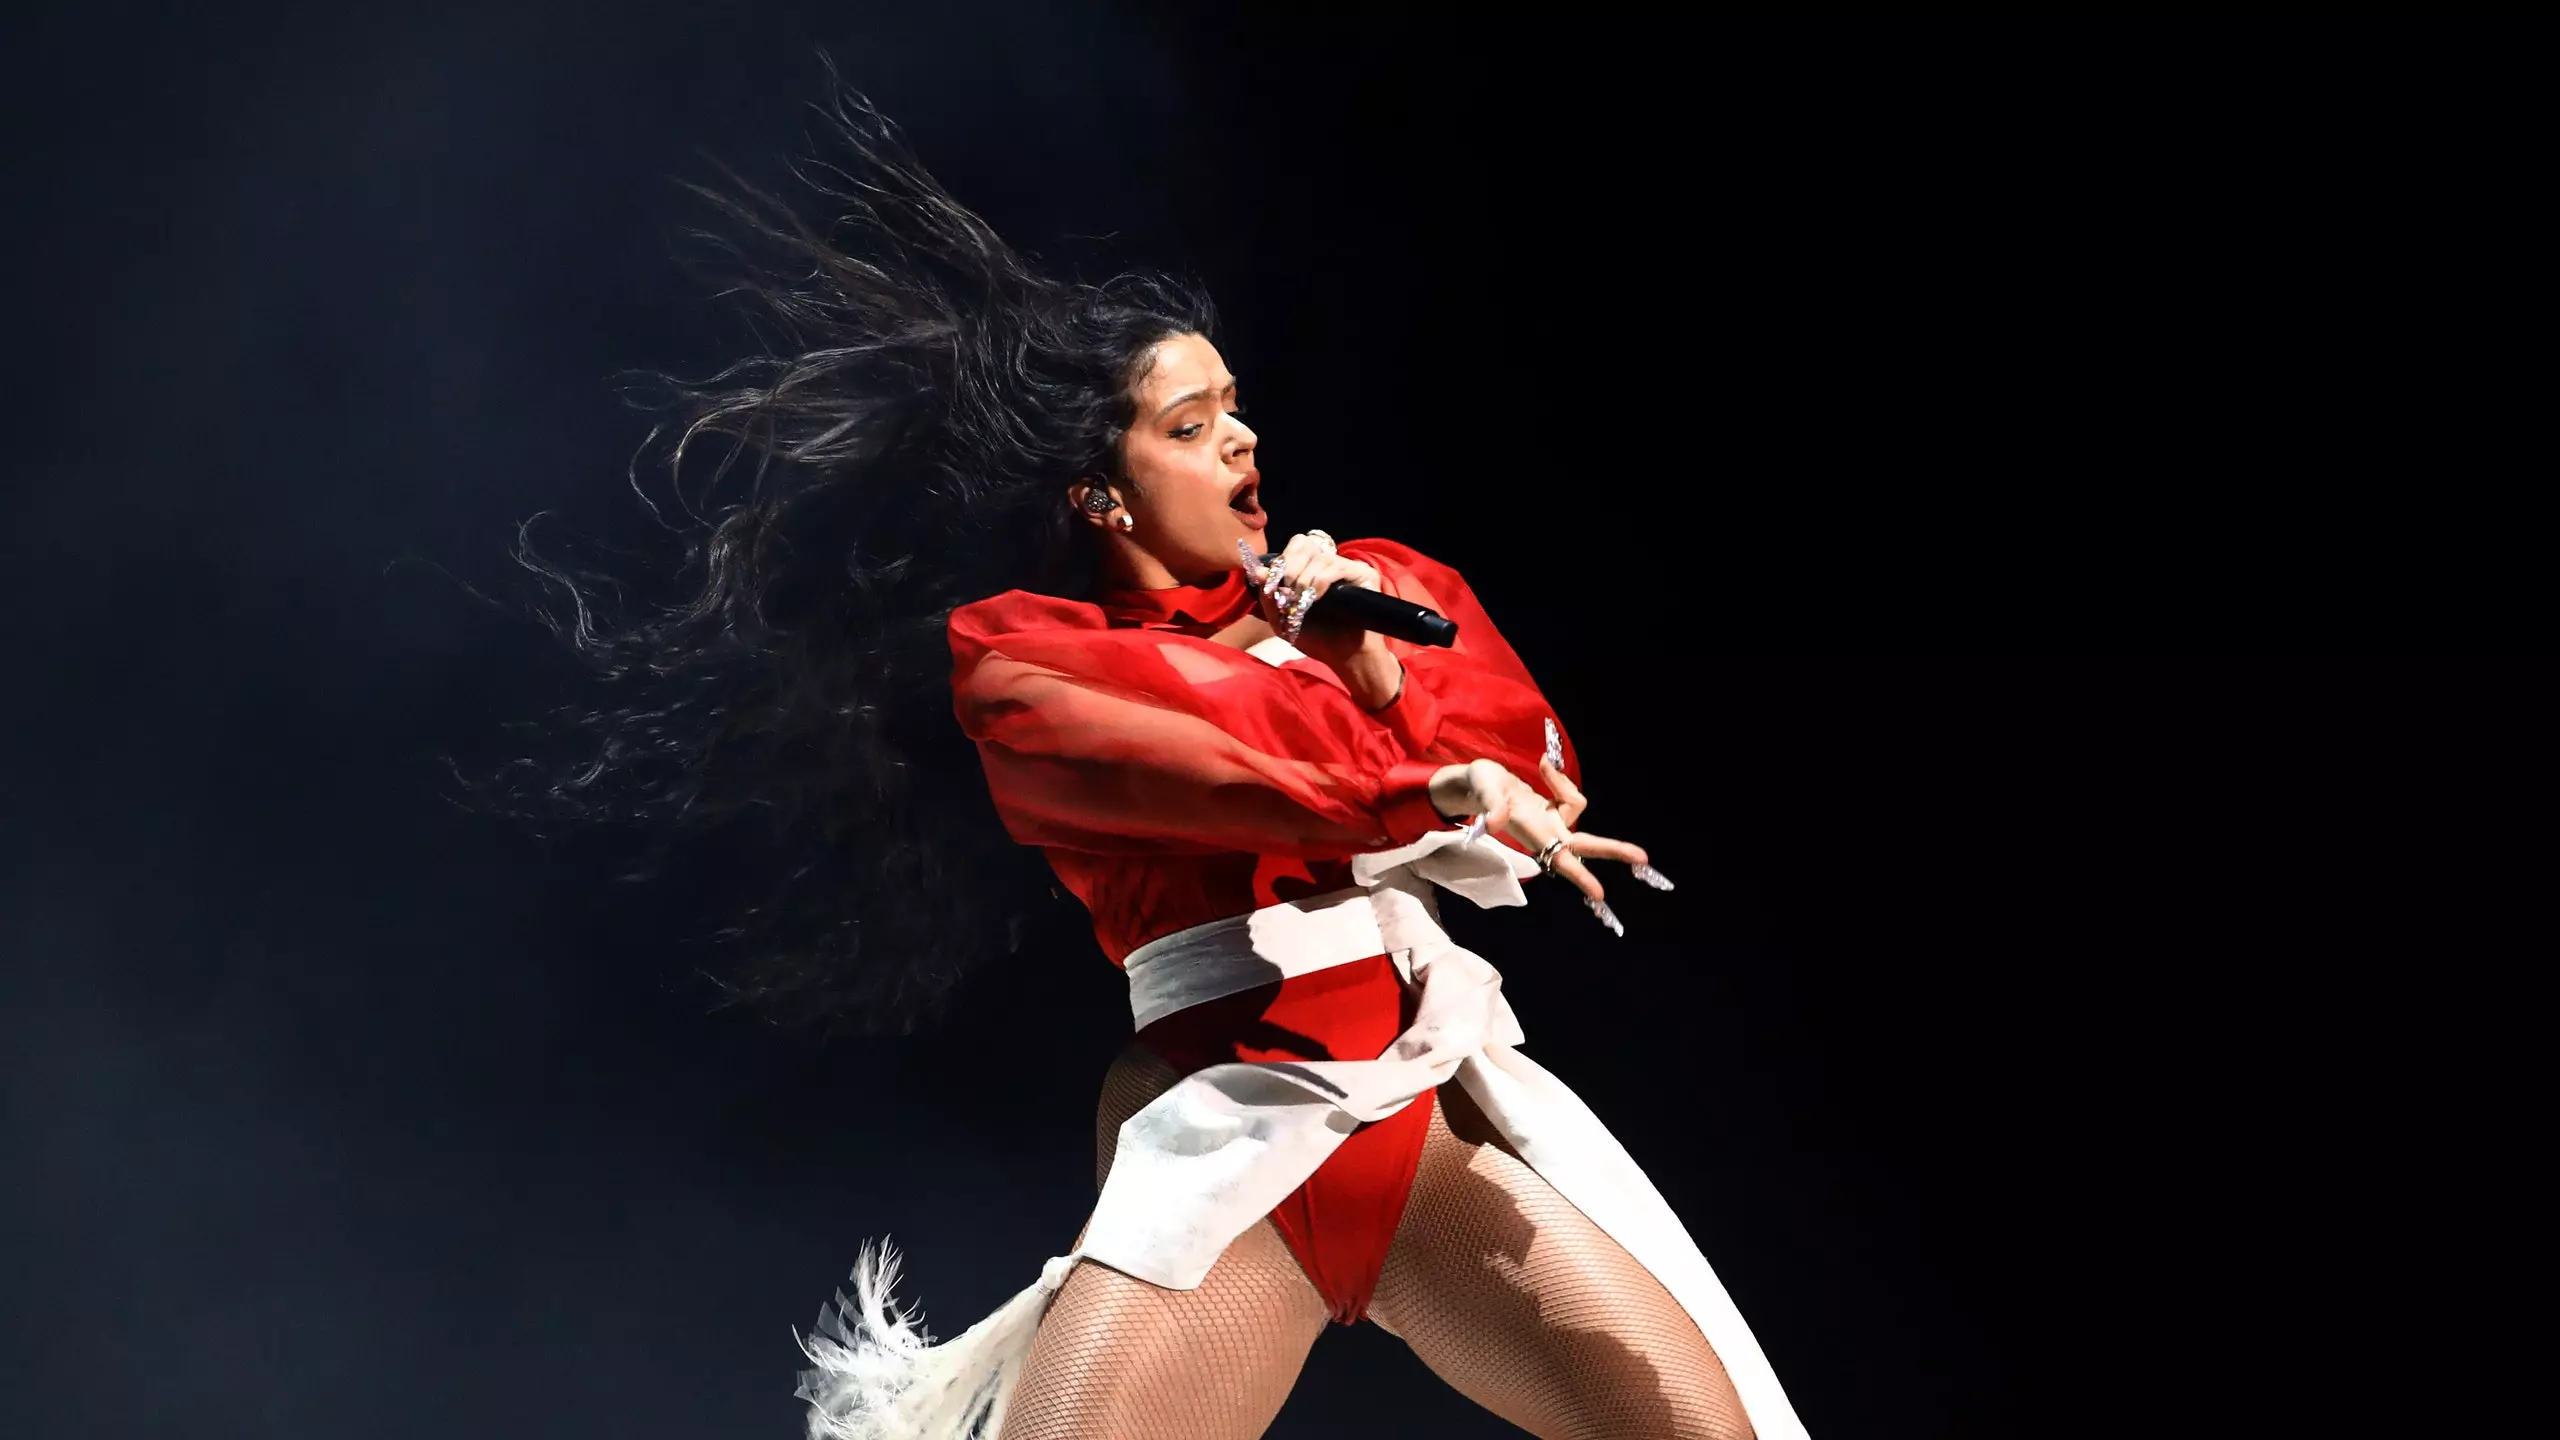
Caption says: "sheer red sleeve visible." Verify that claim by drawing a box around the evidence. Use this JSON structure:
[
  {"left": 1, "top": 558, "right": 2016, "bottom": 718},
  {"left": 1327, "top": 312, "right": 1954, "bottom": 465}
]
[
  {"left": 949, "top": 591, "right": 1450, "bottom": 858},
  {"left": 1337, "top": 539, "right": 1582, "bottom": 789}
]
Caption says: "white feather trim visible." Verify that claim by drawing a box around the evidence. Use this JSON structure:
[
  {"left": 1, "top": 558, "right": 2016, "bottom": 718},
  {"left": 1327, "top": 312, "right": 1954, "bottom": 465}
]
[{"left": 794, "top": 1239, "right": 1070, "bottom": 1440}]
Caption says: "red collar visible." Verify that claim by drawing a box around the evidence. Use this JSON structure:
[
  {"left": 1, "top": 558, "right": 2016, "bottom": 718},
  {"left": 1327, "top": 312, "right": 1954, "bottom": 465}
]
[{"left": 1094, "top": 568, "right": 1257, "bottom": 634}]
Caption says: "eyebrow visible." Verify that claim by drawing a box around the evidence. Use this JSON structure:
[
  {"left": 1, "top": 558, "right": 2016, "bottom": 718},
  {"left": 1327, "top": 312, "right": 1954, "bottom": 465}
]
[{"left": 1152, "top": 378, "right": 1238, "bottom": 424}]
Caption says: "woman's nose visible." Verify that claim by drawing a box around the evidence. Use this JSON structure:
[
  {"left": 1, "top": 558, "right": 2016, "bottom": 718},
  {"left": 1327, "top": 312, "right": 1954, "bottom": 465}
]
[{"left": 1223, "top": 415, "right": 1258, "bottom": 459}]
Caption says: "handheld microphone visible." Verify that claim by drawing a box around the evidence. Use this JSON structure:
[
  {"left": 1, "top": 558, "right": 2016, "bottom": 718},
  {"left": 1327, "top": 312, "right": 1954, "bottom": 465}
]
[{"left": 1255, "top": 553, "right": 1460, "bottom": 647}]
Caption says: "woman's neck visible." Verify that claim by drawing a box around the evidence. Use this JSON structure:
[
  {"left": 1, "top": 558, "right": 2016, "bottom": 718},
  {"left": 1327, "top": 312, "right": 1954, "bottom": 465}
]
[{"left": 1100, "top": 542, "right": 1220, "bottom": 592}]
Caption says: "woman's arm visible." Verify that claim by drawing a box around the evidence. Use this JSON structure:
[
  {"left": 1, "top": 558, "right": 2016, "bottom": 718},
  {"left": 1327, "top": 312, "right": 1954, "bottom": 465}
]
[
  {"left": 951, "top": 594, "right": 1451, "bottom": 859},
  {"left": 954, "top": 587, "right": 1653, "bottom": 922},
  {"left": 1312, "top": 538, "right": 1579, "bottom": 785}
]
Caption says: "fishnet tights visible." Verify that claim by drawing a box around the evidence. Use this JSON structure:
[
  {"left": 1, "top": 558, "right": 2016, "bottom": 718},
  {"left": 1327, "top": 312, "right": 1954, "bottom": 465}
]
[
  {"left": 997, "top": 1045, "right": 1328, "bottom": 1440},
  {"left": 1368, "top": 1078, "right": 1756, "bottom": 1440},
  {"left": 996, "top": 1043, "right": 1753, "bottom": 1440}
]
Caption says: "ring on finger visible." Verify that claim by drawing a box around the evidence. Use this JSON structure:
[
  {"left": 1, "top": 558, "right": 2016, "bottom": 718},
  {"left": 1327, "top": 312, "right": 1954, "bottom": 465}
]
[
  {"left": 1284, "top": 584, "right": 1319, "bottom": 638},
  {"left": 1534, "top": 834, "right": 1572, "bottom": 874},
  {"left": 1304, "top": 528, "right": 1336, "bottom": 552}
]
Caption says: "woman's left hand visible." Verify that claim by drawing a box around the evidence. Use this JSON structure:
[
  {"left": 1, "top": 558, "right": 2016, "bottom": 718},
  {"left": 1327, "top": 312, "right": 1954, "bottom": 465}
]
[
  {"left": 1242, "top": 532, "right": 1402, "bottom": 706},
  {"left": 1428, "top": 755, "right": 1660, "bottom": 937}
]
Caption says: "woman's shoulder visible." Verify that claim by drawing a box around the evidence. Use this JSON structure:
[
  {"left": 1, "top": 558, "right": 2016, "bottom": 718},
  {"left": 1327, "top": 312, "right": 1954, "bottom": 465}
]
[
  {"left": 945, "top": 586, "right": 1284, "bottom": 724},
  {"left": 947, "top": 589, "right": 1201, "bottom": 686},
  {"left": 948, "top": 588, "right": 1106, "bottom": 648}
]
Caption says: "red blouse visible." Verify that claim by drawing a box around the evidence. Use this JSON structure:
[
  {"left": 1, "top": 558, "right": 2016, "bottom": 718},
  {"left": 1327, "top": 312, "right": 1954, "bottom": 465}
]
[{"left": 947, "top": 540, "right": 1580, "bottom": 965}]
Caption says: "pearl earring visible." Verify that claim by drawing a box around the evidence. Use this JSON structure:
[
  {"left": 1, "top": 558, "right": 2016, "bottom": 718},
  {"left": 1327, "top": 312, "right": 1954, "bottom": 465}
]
[{"left": 1112, "top": 512, "right": 1135, "bottom": 532}]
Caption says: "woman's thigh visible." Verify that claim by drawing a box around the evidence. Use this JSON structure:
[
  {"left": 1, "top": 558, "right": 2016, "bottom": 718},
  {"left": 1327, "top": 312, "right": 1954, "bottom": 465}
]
[
  {"left": 994, "top": 1044, "right": 1329, "bottom": 1440},
  {"left": 1366, "top": 1080, "right": 1756, "bottom": 1440},
  {"left": 997, "top": 1221, "right": 1327, "bottom": 1440}
]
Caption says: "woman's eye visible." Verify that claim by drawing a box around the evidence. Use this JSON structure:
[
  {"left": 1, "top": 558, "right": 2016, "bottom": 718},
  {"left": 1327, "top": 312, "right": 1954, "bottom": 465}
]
[{"left": 1169, "top": 407, "right": 1240, "bottom": 441}]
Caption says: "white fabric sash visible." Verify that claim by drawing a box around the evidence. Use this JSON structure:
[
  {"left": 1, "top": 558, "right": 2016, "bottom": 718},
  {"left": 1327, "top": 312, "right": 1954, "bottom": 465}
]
[
  {"left": 800, "top": 828, "right": 1808, "bottom": 1440},
  {"left": 1077, "top": 833, "right": 1809, "bottom": 1440},
  {"left": 799, "top": 643, "right": 1806, "bottom": 1439}
]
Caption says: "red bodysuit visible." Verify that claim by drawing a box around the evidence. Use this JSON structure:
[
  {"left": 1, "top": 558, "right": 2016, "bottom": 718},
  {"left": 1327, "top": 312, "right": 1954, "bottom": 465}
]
[{"left": 947, "top": 540, "right": 1576, "bottom": 1324}]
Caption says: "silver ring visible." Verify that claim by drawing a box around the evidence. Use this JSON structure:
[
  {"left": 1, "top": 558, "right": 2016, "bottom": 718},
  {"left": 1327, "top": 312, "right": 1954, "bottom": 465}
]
[
  {"left": 1534, "top": 835, "right": 1571, "bottom": 873},
  {"left": 1303, "top": 528, "right": 1337, "bottom": 553}
]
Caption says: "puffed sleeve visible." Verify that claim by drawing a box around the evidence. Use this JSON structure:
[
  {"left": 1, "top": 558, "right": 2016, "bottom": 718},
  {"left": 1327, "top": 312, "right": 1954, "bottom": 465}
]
[
  {"left": 950, "top": 591, "right": 1451, "bottom": 858},
  {"left": 1337, "top": 539, "right": 1582, "bottom": 789}
]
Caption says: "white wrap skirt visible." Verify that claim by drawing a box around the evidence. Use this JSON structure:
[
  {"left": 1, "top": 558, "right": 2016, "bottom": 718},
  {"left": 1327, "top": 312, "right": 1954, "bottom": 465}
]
[{"left": 797, "top": 828, "right": 1809, "bottom": 1440}]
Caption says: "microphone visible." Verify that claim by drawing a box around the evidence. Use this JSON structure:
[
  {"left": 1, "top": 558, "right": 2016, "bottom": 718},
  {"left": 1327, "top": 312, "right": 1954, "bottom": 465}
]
[
  {"left": 1309, "top": 583, "right": 1460, "bottom": 647},
  {"left": 1255, "top": 553, "right": 1460, "bottom": 647}
]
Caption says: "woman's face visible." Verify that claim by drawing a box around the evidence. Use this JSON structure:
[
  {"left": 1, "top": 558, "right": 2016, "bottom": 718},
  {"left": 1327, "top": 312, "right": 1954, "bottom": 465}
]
[{"left": 1112, "top": 332, "right": 1264, "bottom": 581}]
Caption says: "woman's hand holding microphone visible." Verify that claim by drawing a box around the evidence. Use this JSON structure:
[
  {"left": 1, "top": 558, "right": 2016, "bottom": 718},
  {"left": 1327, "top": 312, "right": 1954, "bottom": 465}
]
[{"left": 1239, "top": 532, "right": 1403, "bottom": 711}]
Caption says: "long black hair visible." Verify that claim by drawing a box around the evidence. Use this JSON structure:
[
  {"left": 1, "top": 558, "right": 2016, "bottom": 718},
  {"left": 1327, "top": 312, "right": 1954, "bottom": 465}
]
[{"left": 484, "top": 79, "right": 1215, "bottom": 1034}]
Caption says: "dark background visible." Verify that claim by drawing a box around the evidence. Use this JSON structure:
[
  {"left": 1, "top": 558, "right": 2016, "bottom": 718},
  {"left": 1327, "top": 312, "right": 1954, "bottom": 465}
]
[{"left": 3, "top": 6, "right": 2538, "bottom": 1438}]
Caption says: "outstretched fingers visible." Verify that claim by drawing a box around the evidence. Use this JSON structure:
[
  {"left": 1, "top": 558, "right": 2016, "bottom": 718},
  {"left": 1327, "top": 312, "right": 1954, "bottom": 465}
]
[
  {"left": 1565, "top": 832, "right": 1647, "bottom": 869},
  {"left": 1548, "top": 851, "right": 1626, "bottom": 937},
  {"left": 1553, "top": 833, "right": 1651, "bottom": 937},
  {"left": 1546, "top": 833, "right": 1646, "bottom": 905},
  {"left": 1548, "top": 849, "right": 1606, "bottom": 906}
]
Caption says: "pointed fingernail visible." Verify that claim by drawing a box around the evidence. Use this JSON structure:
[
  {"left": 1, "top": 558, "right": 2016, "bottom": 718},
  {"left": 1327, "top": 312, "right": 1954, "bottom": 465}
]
[
  {"left": 1458, "top": 815, "right": 1488, "bottom": 845},
  {"left": 1237, "top": 539, "right": 1262, "bottom": 574},
  {"left": 1585, "top": 896, "right": 1625, "bottom": 937},
  {"left": 1631, "top": 863, "right": 1674, "bottom": 891},
  {"left": 1543, "top": 718, "right": 1564, "bottom": 771}
]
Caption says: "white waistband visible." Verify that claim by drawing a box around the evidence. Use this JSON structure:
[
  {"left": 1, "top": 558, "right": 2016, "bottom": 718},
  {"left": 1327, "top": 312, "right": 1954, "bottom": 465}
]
[{"left": 1121, "top": 879, "right": 1444, "bottom": 1032}]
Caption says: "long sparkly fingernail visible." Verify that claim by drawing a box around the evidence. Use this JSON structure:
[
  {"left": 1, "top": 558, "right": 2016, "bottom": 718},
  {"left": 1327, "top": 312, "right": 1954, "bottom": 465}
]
[
  {"left": 1585, "top": 896, "right": 1625, "bottom": 937},
  {"left": 1543, "top": 717, "right": 1564, "bottom": 771},
  {"left": 1263, "top": 564, "right": 1287, "bottom": 600},
  {"left": 1237, "top": 539, "right": 1264, "bottom": 577},
  {"left": 1285, "top": 585, "right": 1316, "bottom": 638},
  {"left": 1458, "top": 814, "right": 1489, "bottom": 845},
  {"left": 1631, "top": 863, "right": 1674, "bottom": 891}
]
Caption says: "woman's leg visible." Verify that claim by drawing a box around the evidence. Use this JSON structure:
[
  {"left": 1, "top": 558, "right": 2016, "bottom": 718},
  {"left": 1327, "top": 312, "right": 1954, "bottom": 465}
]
[
  {"left": 1366, "top": 1080, "right": 1756, "bottom": 1440},
  {"left": 996, "top": 1044, "right": 1329, "bottom": 1440}
]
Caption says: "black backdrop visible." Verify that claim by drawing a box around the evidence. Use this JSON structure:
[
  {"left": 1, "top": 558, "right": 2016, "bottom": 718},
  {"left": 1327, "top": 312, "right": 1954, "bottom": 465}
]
[{"left": 4, "top": 7, "right": 2537, "bottom": 1439}]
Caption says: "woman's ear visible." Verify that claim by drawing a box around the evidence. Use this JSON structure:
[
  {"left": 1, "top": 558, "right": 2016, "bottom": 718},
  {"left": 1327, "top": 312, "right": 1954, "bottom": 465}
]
[{"left": 1068, "top": 475, "right": 1128, "bottom": 531}]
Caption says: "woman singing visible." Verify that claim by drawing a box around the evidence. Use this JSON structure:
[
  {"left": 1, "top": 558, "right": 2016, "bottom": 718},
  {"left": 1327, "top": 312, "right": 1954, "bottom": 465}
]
[{"left": 511, "top": 85, "right": 1805, "bottom": 1440}]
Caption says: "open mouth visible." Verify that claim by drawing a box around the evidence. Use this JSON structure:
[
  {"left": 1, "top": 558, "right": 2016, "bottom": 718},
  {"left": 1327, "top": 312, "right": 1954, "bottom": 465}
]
[{"left": 1228, "top": 474, "right": 1267, "bottom": 528}]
